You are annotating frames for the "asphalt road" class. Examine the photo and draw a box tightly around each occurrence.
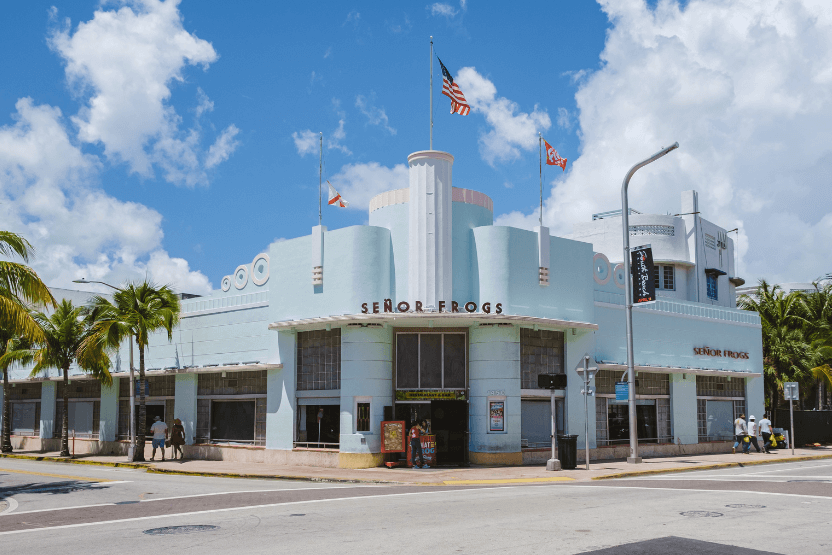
[1,458,831,554]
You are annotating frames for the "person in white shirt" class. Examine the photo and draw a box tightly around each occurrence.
[733,413,750,454]
[747,415,762,453]
[758,414,774,453]
[149,415,168,461]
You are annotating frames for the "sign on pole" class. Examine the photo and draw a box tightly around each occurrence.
[630,245,656,304]
[783,382,799,401]
[615,382,629,401]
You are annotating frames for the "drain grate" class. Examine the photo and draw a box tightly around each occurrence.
[725,504,766,509]
[680,511,723,518]
[144,525,219,536]
[289,514,306,517]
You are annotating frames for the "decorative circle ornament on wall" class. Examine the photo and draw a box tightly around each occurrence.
[613,263,626,289]
[221,276,232,292]
[234,265,249,289]
[251,253,270,286]
[593,253,611,285]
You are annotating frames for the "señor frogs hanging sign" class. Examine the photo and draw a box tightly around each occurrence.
[361,299,503,314]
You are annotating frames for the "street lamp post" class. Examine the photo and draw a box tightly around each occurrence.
[621,142,679,464]
[73,279,136,462]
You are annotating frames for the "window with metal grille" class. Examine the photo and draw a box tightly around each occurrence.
[297,328,341,390]
[707,273,718,300]
[520,328,565,389]
[356,402,371,432]
[663,266,675,290]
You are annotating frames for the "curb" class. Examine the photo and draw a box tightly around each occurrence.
[0,453,147,470]
[591,453,832,481]
[145,466,405,485]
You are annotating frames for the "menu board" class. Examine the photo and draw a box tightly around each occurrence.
[630,245,656,304]
[380,420,406,453]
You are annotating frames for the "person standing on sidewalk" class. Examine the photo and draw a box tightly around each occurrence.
[409,421,428,469]
[149,415,168,461]
[170,418,186,460]
[747,415,762,453]
[758,413,774,453]
[733,413,750,454]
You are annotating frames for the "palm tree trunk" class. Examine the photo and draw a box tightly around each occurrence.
[60,366,70,457]
[134,345,147,462]
[1,369,12,453]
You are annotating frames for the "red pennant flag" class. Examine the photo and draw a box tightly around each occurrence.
[543,139,567,170]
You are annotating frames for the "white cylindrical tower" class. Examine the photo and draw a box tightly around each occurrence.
[408,150,453,310]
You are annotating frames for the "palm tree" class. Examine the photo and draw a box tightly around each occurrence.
[797,283,832,408]
[740,280,818,419]
[1,230,56,453]
[82,282,180,462]
[2,300,111,457]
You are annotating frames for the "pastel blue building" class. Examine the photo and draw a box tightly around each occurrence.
[1,150,763,467]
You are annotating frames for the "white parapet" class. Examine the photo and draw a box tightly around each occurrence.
[407,150,453,310]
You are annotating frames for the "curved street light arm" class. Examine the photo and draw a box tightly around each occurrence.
[621,142,679,464]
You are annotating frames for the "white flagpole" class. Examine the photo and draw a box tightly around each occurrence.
[539,133,543,226]
[430,36,434,150]
[319,132,323,226]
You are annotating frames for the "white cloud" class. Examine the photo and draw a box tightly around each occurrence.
[0,97,212,294]
[49,0,238,186]
[556,107,571,130]
[355,95,396,135]
[460,0,468,11]
[329,118,351,155]
[292,129,319,156]
[454,67,551,166]
[205,125,241,169]
[428,3,458,18]
[503,0,832,285]
[328,162,408,210]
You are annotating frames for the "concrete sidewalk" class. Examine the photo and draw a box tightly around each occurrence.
[3,446,832,485]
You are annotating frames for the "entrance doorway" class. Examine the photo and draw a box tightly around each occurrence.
[431,400,467,465]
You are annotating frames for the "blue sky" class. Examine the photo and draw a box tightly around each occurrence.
[2,0,831,294]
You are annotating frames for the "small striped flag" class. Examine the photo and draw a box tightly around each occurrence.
[438,57,470,116]
[327,181,349,208]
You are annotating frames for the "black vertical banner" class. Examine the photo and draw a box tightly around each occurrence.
[631,246,656,303]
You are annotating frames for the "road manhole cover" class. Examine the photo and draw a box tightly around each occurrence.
[680,511,723,518]
[143,525,219,535]
[725,504,766,509]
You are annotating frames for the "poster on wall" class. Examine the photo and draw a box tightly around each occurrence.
[630,245,656,304]
[380,420,406,453]
[489,401,505,432]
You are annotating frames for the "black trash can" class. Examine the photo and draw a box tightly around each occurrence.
[557,435,578,470]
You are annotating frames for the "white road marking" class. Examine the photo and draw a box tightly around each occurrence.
[575,484,832,501]
[0,498,18,516]
[9,484,371,515]
[0,486,517,535]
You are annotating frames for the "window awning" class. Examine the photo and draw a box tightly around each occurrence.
[705,268,727,276]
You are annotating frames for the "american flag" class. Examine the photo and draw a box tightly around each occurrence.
[437,57,470,116]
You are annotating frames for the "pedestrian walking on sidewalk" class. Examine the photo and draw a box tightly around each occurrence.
[170,418,185,460]
[758,413,774,453]
[733,413,750,454]
[150,415,168,461]
[747,415,762,453]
